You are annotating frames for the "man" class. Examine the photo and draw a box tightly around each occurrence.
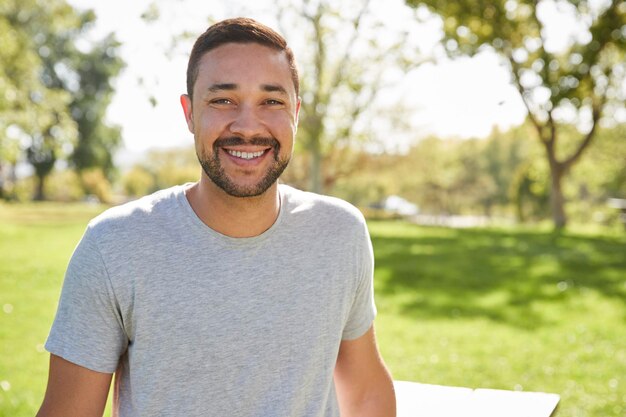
[37,17,395,417]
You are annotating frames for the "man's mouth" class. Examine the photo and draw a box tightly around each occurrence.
[224,149,269,160]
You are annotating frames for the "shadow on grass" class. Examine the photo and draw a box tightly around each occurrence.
[371,222,626,329]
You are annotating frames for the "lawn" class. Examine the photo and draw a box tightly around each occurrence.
[371,221,626,417]
[0,202,109,415]
[1,203,624,416]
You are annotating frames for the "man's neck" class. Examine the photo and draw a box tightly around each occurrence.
[185,176,281,238]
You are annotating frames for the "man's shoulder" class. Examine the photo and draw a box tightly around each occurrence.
[88,184,187,234]
[280,184,366,226]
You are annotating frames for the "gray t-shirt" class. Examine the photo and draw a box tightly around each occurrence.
[46,183,376,417]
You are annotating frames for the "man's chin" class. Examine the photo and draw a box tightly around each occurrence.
[206,174,278,198]
[220,182,275,198]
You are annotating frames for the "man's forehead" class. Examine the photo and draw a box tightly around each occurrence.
[200,42,289,67]
[196,43,295,94]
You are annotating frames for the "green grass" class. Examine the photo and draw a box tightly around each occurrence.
[1,204,624,416]
[0,202,109,416]
[371,221,626,417]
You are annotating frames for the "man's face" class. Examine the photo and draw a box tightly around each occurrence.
[181,42,300,198]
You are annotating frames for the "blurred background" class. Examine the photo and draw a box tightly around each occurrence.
[1,0,624,229]
[0,1,625,416]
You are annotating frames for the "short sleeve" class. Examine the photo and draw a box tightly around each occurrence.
[45,225,128,373]
[341,221,377,340]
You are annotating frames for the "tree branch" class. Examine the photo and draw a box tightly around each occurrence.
[546,107,557,147]
[562,100,604,171]
[328,0,372,91]
[507,56,547,144]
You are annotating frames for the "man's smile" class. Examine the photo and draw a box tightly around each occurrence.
[223,148,271,161]
[214,136,279,167]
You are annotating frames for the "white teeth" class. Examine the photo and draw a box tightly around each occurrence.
[226,149,265,160]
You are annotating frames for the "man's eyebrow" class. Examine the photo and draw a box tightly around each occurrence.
[206,83,288,95]
[261,84,288,95]
[207,83,237,92]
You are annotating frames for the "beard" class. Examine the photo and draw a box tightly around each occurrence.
[197,136,290,198]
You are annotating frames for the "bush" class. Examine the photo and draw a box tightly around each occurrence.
[122,166,156,198]
[79,168,113,203]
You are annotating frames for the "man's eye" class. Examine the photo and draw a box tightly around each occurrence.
[210,98,232,105]
[265,99,283,105]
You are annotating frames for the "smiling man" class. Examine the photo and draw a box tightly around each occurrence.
[37,18,395,417]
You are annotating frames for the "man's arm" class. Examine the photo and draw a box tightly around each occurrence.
[37,354,113,417]
[334,325,396,417]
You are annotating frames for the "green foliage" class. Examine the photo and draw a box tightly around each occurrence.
[122,166,156,198]
[43,169,85,202]
[79,168,113,203]
[68,34,124,180]
[330,152,400,207]
[140,2,160,23]
[481,126,532,210]
[408,0,625,115]
[121,148,199,197]
[333,131,529,216]
[511,159,551,222]
[1,0,81,199]
[331,123,622,227]
[567,124,626,226]
[407,0,626,228]
[570,124,626,198]
[8,167,120,203]
[0,0,123,200]
[6,169,112,203]
[401,137,469,213]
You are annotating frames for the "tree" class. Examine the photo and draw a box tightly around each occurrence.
[0,134,20,199]
[68,34,124,182]
[0,0,123,200]
[511,158,551,223]
[33,6,124,190]
[407,0,626,228]
[274,0,426,193]
[401,137,501,215]
[0,6,31,199]
[481,124,535,215]
[568,123,626,225]
[0,0,72,199]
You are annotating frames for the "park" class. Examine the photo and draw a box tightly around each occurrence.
[1,0,625,416]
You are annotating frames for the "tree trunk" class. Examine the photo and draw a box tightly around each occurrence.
[34,174,46,201]
[548,161,567,229]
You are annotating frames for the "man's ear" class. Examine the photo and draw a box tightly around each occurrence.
[180,94,194,133]
[294,96,302,132]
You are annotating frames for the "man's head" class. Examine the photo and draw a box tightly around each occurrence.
[181,18,301,198]
[186,17,299,102]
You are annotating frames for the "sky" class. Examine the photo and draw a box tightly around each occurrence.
[64,0,553,156]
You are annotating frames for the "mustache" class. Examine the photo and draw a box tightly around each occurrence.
[213,136,280,149]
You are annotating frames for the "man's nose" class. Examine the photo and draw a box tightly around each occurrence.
[229,104,265,137]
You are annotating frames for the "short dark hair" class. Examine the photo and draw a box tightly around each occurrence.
[186,17,299,100]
